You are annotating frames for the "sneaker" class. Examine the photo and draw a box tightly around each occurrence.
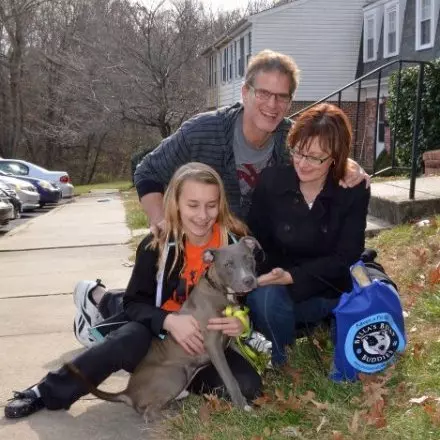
[4,389,45,419]
[73,279,106,347]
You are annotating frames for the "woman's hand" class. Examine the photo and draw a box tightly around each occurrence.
[207,317,244,337]
[257,268,293,286]
[163,314,204,355]
[340,158,371,188]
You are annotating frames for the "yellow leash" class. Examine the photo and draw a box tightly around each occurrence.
[223,305,270,375]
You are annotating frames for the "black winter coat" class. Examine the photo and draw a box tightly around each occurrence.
[247,165,370,302]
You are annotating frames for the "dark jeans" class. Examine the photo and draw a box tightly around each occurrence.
[246,285,339,366]
[38,314,261,410]
[39,321,152,410]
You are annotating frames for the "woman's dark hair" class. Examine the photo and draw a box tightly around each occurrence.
[287,103,352,182]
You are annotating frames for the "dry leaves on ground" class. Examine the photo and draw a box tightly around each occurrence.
[198,394,232,423]
[358,369,394,428]
[428,262,440,285]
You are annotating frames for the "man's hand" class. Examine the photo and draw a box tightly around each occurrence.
[140,193,165,236]
[340,158,371,188]
[257,268,293,286]
[163,314,204,355]
[207,317,244,337]
[150,219,167,237]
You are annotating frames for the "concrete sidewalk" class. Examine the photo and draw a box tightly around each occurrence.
[0,194,161,439]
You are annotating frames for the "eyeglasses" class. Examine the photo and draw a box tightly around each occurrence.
[289,147,332,167]
[248,85,292,105]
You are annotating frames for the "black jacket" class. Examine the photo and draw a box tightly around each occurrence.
[247,165,370,302]
[122,233,238,337]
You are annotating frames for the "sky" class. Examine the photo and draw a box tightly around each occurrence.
[200,0,250,13]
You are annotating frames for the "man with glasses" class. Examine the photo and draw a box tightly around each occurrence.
[134,49,368,229]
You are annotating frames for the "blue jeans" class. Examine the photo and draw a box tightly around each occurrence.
[246,285,339,366]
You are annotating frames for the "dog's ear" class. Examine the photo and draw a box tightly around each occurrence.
[203,249,217,264]
[239,236,261,251]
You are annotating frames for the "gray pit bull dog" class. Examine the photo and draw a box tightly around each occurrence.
[66,236,260,422]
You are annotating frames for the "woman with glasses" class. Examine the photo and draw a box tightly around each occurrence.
[246,103,370,367]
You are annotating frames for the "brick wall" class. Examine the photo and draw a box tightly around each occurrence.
[289,100,366,165]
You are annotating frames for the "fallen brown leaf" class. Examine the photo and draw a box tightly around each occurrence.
[348,410,361,434]
[412,341,426,359]
[299,390,316,403]
[199,402,211,423]
[276,391,301,412]
[428,263,440,285]
[281,365,303,388]
[313,338,324,352]
[412,247,429,265]
[331,431,345,440]
[275,388,286,401]
[310,398,329,411]
[423,403,440,426]
[316,416,327,433]
[252,393,272,407]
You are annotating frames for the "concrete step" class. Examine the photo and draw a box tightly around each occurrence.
[365,214,393,237]
[369,176,440,225]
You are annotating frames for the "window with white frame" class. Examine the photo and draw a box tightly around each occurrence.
[364,12,377,61]
[246,32,252,66]
[238,36,245,77]
[228,44,233,81]
[222,47,228,82]
[234,41,238,78]
[384,2,399,57]
[416,0,434,49]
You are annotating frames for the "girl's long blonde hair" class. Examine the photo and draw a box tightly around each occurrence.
[150,162,248,274]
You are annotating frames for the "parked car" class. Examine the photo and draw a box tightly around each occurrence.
[0,175,40,211]
[0,171,61,207]
[0,181,22,219]
[0,159,74,198]
[0,191,14,228]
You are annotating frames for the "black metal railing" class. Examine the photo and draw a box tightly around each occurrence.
[290,59,436,200]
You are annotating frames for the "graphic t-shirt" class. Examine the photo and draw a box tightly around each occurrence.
[161,223,221,312]
[233,112,275,213]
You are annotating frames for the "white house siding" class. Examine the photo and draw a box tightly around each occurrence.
[216,28,253,107]
[247,0,365,102]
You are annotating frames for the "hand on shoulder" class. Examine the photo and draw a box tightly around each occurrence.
[340,158,371,189]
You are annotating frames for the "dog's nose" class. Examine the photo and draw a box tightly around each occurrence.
[242,276,256,289]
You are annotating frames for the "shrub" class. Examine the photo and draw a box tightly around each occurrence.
[387,59,440,169]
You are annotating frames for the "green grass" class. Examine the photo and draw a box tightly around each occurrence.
[120,189,149,259]
[122,190,148,231]
[74,180,133,196]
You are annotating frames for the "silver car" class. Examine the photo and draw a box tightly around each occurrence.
[0,175,40,211]
[0,192,14,228]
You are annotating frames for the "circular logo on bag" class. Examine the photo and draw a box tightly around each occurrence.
[344,313,405,373]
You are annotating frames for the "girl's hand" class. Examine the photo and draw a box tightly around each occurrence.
[163,314,204,355]
[207,317,244,337]
[257,268,293,286]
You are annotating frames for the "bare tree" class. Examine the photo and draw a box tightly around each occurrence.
[0,0,44,157]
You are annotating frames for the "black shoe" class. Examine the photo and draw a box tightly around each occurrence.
[4,389,45,419]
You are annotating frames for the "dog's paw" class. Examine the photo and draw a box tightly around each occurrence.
[244,404,252,412]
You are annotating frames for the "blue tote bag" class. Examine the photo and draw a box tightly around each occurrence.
[330,261,407,382]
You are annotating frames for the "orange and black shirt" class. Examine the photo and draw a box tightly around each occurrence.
[161,223,221,312]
